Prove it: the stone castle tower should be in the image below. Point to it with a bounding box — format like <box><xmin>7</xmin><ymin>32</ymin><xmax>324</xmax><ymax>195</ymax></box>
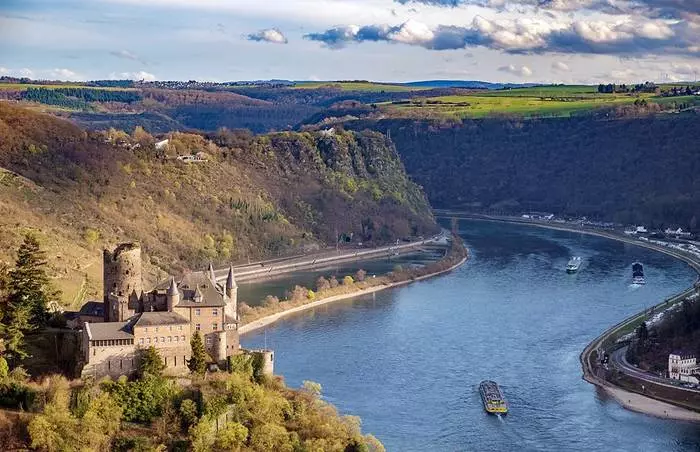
<box><xmin>103</xmin><ymin>242</ymin><xmax>143</xmax><ymax>322</ymax></box>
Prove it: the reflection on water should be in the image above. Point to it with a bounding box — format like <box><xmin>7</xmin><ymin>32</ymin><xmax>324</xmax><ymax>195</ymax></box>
<box><xmin>243</xmin><ymin>220</ymin><xmax>700</xmax><ymax>452</ymax></box>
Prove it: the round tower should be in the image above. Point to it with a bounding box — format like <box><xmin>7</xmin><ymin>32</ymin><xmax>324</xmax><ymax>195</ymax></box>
<box><xmin>166</xmin><ymin>276</ymin><xmax>180</xmax><ymax>312</ymax></box>
<box><xmin>103</xmin><ymin>242</ymin><xmax>143</xmax><ymax>321</ymax></box>
<box><xmin>215</xmin><ymin>330</ymin><xmax>227</xmax><ymax>364</ymax></box>
<box><xmin>257</xmin><ymin>350</ymin><xmax>274</xmax><ymax>376</ymax></box>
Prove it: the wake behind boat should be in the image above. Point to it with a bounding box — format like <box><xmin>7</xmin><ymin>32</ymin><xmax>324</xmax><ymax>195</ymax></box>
<box><xmin>632</xmin><ymin>262</ymin><xmax>645</xmax><ymax>285</ymax></box>
<box><xmin>566</xmin><ymin>257</ymin><xmax>582</xmax><ymax>273</ymax></box>
<box><xmin>479</xmin><ymin>380</ymin><xmax>508</xmax><ymax>415</ymax></box>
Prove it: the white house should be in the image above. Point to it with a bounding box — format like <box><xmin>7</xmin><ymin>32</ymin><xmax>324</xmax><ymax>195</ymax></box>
<box><xmin>665</xmin><ymin>227</ymin><xmax>692</xmax><ymax>238</ymax></box>
<box><xmin>668</xmin><ymin>351</ymin><xmax>700</xmax><ymax>384</ymax></box>
<box><xmin>155</xmin><ymin>139</ymin><xmax>170</xmax><ymax>150</ymax></box>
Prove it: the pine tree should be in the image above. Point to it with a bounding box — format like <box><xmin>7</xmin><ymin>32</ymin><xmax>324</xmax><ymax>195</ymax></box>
<box><xmin>188</xmin><ymin>331</ymin><xmax>207</xmax><ymax>375</ymax></box>
<box><xmin>8</xmin><ymin>234</ymin><xmax>57</xmax><ymax>326</ymax></box>
<box><xmin>138</xmin><ymin>346</ymin><xmax>165</xmax><ymax>378</ymax></box>
<box><xmin>2</xmin><ymin>234</ymin><xmax>58</xmax><ymax>365</ymax></box>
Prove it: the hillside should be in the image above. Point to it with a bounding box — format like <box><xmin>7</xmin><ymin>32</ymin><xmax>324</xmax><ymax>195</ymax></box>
<box><xmin>347</xmin><ymin>114</ymin><xmax>700</xmax><ymax>229</ymax></box>
<box><xmin>0</xmin><ymin>102</ymin><xmax>436</xmax><ymax>308</ymax></box>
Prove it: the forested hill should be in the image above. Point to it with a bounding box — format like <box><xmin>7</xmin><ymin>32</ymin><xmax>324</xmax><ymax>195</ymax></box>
<box><xmin>0</xmin><ymin>103</ymin><xmax>436</xmax><ymax>307</ymax></box>
<box><xmin>348</xmin><ymin>114</ymin><xmax>700</xmax><ymax>229</ymax></box>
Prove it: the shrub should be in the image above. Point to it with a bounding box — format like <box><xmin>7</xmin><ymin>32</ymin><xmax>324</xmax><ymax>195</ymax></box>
<box><xmin>355</xmin><ymin>269</ymin><xmax>367</xmax><ymax>282</ymax></box>
<box><xmin>342</xmin><ymin>275</ymin><xmax>354</xmax><ymax>286</ymax></box>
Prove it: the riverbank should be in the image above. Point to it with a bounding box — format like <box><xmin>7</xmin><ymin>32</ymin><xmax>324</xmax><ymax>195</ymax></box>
<box><xmin>439</xmin><ymin>212</ymin><xmax>700</xmax><ymax>421</ymax></box>
<box><xmin>239</xmin><ymin>236</ymin><xmax>467</xmax><ymax>336</ymax></box>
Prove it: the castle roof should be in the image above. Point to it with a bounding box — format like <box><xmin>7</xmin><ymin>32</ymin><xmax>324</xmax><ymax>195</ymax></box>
<box><xmin>78</xmin><ymin>301</ymin><xmax>105</xmax><ymax>317</ymax></box>
<box><xmin>133</xmin><ymin>311</ymin><xmax>189</xmax><ymax>327</ymax></box>
<box><xmin>173</xmin><ymin>271</ymin><xmax>225</xmax><ymax>307</ymax></box>
<box><xmin>226</xmin><ymin>265</ymin><xmax>237</xmax><ymax>290</ymax></box>
<box><xmin>85</xmin><ymin>321</ymin><xmax>133</xmax><ymax>341</ymax></box>
<box><xmin>167</xmin><ymin>277</ymin><xmax>179</xmax><ymax>296</ymax></box>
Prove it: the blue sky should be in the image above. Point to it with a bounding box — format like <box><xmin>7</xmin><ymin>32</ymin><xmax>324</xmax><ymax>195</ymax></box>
<box><xmin>1</xmin><ymin>0</ymin><xmax>699</xmax><ymax>83</ymax></box>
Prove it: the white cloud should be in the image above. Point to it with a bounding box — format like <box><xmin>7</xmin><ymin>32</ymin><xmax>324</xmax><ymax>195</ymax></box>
<box><xmin>19</xmin><ymin>68</ymin><xmax>35</xmax><ymax>78</ymax></box>
<box><xmin>247</xmin><ymin>28</ymin><xmax>288</xmax><ymax>44</ymax></box>
<box><xmin>110</xmin><ymin>71</ymin><xmax>157</xmax><ymax>81</ymax></box>
<box><xmin>498</xmin><ymin>63</ymin><xmax>532</xmax><ymax>76</ymax></box>
<box><xmin>0</xmin><ymin>67</ymin><xmax>9</xmax><ymax>75</ymax></box>
<box><xmin>49</xmin><ymin>68</ymin><xmax>82</xmax><ymax>81</ymax></box>
<box><xmin>552</xmin><ymin>61</ymin><xmax>570</xmax><ymax>72</ymax></box>
<box><xmin>389</xmin><ymin>19</ymin><xmax>434</xmax><ymax>44</ymax></box>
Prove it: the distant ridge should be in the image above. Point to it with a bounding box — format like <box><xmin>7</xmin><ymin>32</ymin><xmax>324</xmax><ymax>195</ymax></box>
<box><xmin>399</xmin><ymin>80</ymin><xmax>541</xmax><ymax>90</ymax></box>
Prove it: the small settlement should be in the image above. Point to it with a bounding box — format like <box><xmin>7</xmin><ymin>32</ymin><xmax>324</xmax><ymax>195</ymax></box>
<box><xmin>668</xmin><ymin>351</ymin><xmax>700</xmax><ymax>384</ymax></box>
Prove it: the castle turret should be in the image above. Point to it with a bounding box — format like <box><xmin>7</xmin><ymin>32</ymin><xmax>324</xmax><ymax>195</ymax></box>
<box><xmin>103</xmin><ymin>243</ymin><xmax>143</xmax><ymax>322</ymax></box>
<box><xmin>224</xmin><ymin>265</ymin><xmax>238</xmax><ymax>321</ymax></box>
<box><xmin>166</xmin><ymin>277</ymin><xmax>180</xmax><ymax>312</ymax></box>
<box><xmin>208</xmin><ymin>262</ymin><xmax>216</xmax><ymax>285</ymax></box>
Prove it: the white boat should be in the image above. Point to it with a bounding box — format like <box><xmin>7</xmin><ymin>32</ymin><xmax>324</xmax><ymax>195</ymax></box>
<box><xmin>566</xmin><ymin>257</ymin><xmax>582</xmax><ymax>273</ymax></box>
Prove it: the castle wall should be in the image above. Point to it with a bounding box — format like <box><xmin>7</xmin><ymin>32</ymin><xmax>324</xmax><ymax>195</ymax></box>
<box><xmin>82</xmin><ymin>340</ymin><xmax>138</xmax><ymax>380</ymax></box>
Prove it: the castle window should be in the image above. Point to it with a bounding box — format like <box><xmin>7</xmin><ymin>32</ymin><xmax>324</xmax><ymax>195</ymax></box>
<box><xmin>206</xmin><ymin>337</ymin><xmax>212</xmax><ymax>346</ymax></box>
<box><xmin>147</xmin><ymin>338</ymin><xmax>151</xmax><ymax>344</ymax></box>
<box><xmin>154</xmin><ymin>337</ymin><xmax>159</xmax><ymax>343</ymax></box>
<box><xmin>174</xmin><ymin>336</ymin><xmax>179</xmax><ymax>342</ymax></box>
<box><xmin>212</xmin><ymin>308</ymin><xmax>218</xmax><ymax>316</ymax></box>
<box><xmin>195</xmin><ymin>324</ymin><xmax>201</xmax><ymax>331</ymax></box>
<box><xmin>181</xmin><ymin>335</ymin><xmax>186</xmax><ymax>341</ymax></box>
<box><xmin>144</xmin><ymin>327</ymin><xmax>148</xmax><ymax>332</ymax></box>
<box><xmin>195</xmin><ymin>308</ymin><xmax>201</xmax><ymax>316</ymax></box>
<box><xmin>139</xmin><ymin>338</ymin><xmax>144</xmax><ymax>345</ymax></box>
<box><xmin>175</xmin><ymin>356</ymin><xmax>177</xmax><ymax>366</ymax></box>
<box><xmin>155</xmin><ymin>327</ymin><xmax>159</xmax><ymax>332</ymax></box>
<box><xmin>179</xmin><ymin>325</ymin><xmax>183</xmax><ymax>331</ymax></box>
<box><xmin>161</xmin><ymin>337</ymin><xmax>165</xmax><ymax>343</ymax></box>
<box><xmin>168</xmin><ymin>336</ymin><xmax>172</xmax><ymax>342</ymax></box>
<box><xmin>212</xmin><ymin>323</ymin><xmax>218</xmax><ymax>331</ymax></box>
<box><xmin>169</xmin><ymin>326</ymin><xmax>173</xmax><ymax>331</ymax></box>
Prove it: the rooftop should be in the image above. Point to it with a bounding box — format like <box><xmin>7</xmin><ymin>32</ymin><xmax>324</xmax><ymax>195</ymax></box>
<box><xmin>86</xmin><ymin>321</ymin><xmax>133</xmax><ymax>341</ymax></box>
<box><xmin>153</xmin><ymin>271</ymin><xmax>226</xmax><ymax>307</ymax></box>
<box><xmin>134</xmin><ymin>311</ymin><xmax>189</xmax><ymax>327</ymax></box>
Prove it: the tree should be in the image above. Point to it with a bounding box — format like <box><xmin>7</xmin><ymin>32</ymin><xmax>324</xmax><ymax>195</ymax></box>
<box><xmin>188</xmin><ymin>331</ymin><xmax>208</xmax><ymax>375</ymax></box>
<box><xmin>179</xmin><ymin>398</ymin><xmax>199</xmax><ymax>430</ymax></box>
<box><xmin>342</xmin><ymin>275</ymin><xmax>354</xmax><ymax>286</ymax></box>
<box><xmin>7</xmin><ymin>233</ymin><xmax>58</xmax><ymax>327</ymax></box>
<box><xmin>354</xmin><ymin>269</ymin><xmax>367</xmax><ymax>282</ymax></box>
<box><xmin>315</xmin><ymin>276</ymin><xmax>331</xmax><ymax>291</ymax></box>
<box><xmin>216</xmin><ymin>422</ymin><xmax>248</xmax><ymax>450</ymax></box>
<box><xmin>138</xmin><ymin>346</ymin><xmax>165</xmax><ymax>378</ymax></box>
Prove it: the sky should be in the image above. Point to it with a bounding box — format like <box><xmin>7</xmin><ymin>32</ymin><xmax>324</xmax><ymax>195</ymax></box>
<box><xmin>1</xmin><ymin>0</ymin><xmax>700</xmax><ymax>84</ymax></box>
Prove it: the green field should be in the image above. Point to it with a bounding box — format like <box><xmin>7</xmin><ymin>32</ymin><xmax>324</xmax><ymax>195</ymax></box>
<box><xmin>483</xmin><ymin>85</ymin><xmax>598</xmax><ymax>97</ymax></box>
<box><xmin>386</xmin><ymin>92</ymin><xmax>646</xmax><ymax>118</ymax></box>
<box><xmin>293</xmin><ymin>81</ymin><xmax>428</xmax><ymax>92</ymax></box>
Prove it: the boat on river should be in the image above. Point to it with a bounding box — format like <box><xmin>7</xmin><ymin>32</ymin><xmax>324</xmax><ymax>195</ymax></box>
<box><xmin>632</xmin><ymin>262</ymin><xmax>645</xmax><ymax>285</ymax></box>
<box><xmin>479</xmin><ymin>380</ymin><xmax>508</xmax><ymax>415</ymax></box>
<box><xmin>566</xmin><ymin>257</ymin><xmax>582</xmax><ymax>273</ymax></box>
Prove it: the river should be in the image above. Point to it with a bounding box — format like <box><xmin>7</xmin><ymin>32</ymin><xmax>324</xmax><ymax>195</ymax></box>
<box><xmin>242</xmin><ymin>219</ymin><xmax>700</xmax><ymax>451</ymax></box>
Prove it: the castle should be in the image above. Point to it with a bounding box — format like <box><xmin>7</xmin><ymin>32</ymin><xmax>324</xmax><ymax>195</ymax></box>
<box><xmin>80</xmin><ymin>242</ymin><xmax>241</xmax><ymax>378</ymax></box>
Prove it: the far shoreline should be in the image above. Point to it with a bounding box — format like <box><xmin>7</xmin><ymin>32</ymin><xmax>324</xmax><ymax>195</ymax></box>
<box><xmin>239</xmin><ymin>250</ymin><xmax>468</xmax><ymax>336</ymax></box>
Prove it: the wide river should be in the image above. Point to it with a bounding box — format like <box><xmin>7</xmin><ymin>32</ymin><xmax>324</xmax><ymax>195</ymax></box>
<box><xmin>242</xmin><ymin>219</ymin><xmax>700</xmax><ymax>451</ymax></box>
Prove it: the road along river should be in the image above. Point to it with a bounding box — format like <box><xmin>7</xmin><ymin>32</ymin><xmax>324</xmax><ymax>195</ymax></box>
<box><xmin>242</xmin><ymin>219</ymin><xmax>700</xmax><ymax>452</ymax></box>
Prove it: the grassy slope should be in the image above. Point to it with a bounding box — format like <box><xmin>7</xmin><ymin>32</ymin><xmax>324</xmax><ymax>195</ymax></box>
<box><xmin>383</xmin><ymin>85</ymin><xmax>700</xmax><ymax>119</ymax></box>
<box><xmin>0</xmin><ymin>102</ymin><xmax>436</xmax><ymax>308</ymax></box>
